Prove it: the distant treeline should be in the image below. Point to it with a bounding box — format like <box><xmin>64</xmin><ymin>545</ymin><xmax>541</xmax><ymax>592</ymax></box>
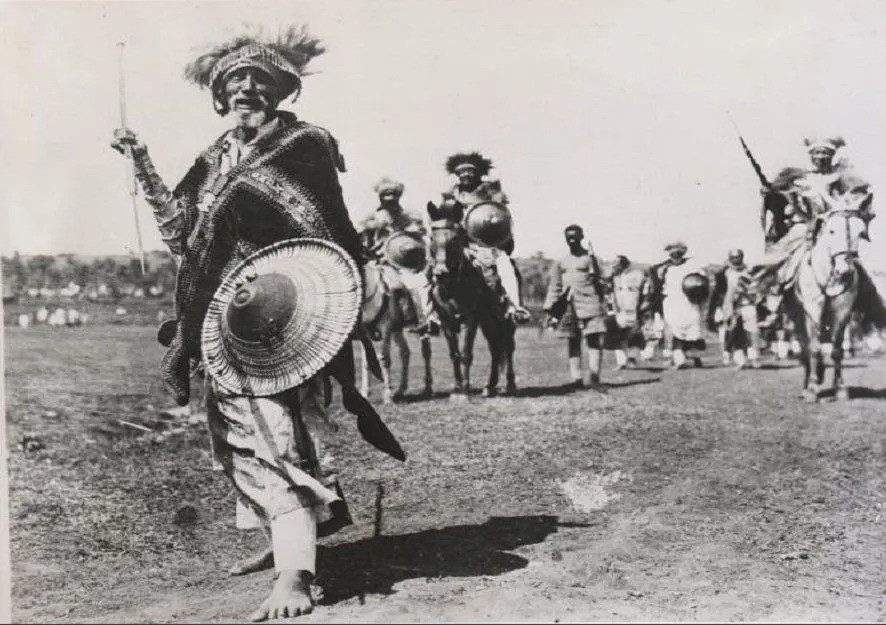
<box><xmin>1</xmin><ymin>251</ymin><xmax>177</xmax><ymax>299</ymax></box>
<box><xmin>8</xmin><ymin>250</ymin><xmax>880</xmax><ymax>307</ymax></box>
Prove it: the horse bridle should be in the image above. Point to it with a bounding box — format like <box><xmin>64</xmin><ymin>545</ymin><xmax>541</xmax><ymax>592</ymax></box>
<box><xmin>810</xmin><ymin>210</ymin><xmax>859</xmax><ymax>296</ymax></box>
<box><xmin>430</xmin><ymin>221</ymin><xmax>467</xmax><ymax>279</ymax></box>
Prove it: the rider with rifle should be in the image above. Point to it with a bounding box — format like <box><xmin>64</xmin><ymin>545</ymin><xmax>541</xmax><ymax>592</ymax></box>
<box><xmin>739</xmin><ymin>133</ymin><xmax>886</xmax><ymax>332</ymax></box>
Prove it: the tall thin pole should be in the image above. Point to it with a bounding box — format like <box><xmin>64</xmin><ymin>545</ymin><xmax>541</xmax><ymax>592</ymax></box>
<box><xmin>117</xmin><ymin>41</ymin><xmax>146</xmax><ymax>275</ymax></box>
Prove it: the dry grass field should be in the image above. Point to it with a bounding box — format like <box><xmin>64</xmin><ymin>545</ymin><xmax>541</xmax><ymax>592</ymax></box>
<box><xmin>5</xmin><ymin>323</ymin><xmax>886</xmax><ymax>622</ymax></box>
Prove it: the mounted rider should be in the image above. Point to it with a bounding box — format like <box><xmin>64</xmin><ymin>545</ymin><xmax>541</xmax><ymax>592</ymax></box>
<box><xmin>440</xmin><ymin>151</ymin><xmax>530</xmax><ymax>322</ymax></box>
<box><xmin>753</xmin><ymin>136</ymin><xmax>886</xmax><ymax>332</ymax></box>
<box><xmin>357</xmin><ymin>177</ymin><xmax>431</xmax><ymax>331</ymax></box>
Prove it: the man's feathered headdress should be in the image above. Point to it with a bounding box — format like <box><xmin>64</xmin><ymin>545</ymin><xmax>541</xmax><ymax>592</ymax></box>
<box><xmin>373</xmin><ymin>177</ymin><xmax>405</xmax><ymax>197</ymax></box>
<box><xmin>183</xmin><ymin>25</ymin><xmax>325</xmax><ymax>114</ymax></box>
<box><xmin>445</xmin><ymin>152</ymin><xmax>493</xmax><ymax>177</ymax></box>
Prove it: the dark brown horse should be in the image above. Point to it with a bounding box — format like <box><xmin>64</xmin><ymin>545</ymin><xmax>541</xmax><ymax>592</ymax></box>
<box><xmin>426</xmin><ymin>200</ymin><xmax>517</xmax><ymax>399</ymax></box>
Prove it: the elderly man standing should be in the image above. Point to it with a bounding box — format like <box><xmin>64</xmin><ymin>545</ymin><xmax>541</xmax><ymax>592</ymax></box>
<box><xmin>111</xmin><ymin>26</ymin><xmax>403</xmax><ymax>621</ymax></box>
<box><xmin>543</xmin><ymin>225</ymin><xmax>608</xmax><ymax>389</ymax></box>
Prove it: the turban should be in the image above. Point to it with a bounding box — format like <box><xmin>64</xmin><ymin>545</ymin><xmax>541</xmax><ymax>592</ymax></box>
<box><xmin>373</xmin><ymin>177</ymin><xmax>405</xmax><ymax>197</ymax></box>
<box><xmin>803</xmin><ymin>136</ymin><xmax>846</xmax><ymax>154</ymax></box>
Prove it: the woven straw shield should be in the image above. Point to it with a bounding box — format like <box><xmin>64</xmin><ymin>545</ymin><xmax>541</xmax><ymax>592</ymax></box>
<box><xmin>463</xmin><ymin>201</ymin><xmax>512</xmax><ymax>247</ymax></box>
<box><xmin>201</xmin><ymin>238</ymin><xmax>362</xmax><ymax>396</ymax></box>
<box><xmin>382</xmin><ymin>232</ymin><xmax>427</xmax><ymax>271</ymax></box>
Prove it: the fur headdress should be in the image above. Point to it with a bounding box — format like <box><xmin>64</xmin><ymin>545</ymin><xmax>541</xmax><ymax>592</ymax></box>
<box><xmin>445</xmin><ymin>152</ymin><xmax>493</xmax><ymax>177</ymax></box>
<box><xmin>373</xmin><ymin>177</ymin><xmax>405</xmax><ymax>197</ymax></box>
<box><xmin>803</xmin><ymin>135</ymin><xmax>846</xmax><ymax>154</ymax></box>
<box><xmin>183</xmin><ymin>25</ymin><xmax>325</xmax><ymax>114</ymax></box>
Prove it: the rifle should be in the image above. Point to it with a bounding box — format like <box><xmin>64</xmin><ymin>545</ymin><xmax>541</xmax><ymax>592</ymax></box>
<box><xmin>726</xmin><ymin>111</ymin><xmax>772</xmax><ymax>191</ymax></box>
<box><xmin>726</xmin><ymin>111</ymin><xmax>784</xmax><ymax>238</ymax></box>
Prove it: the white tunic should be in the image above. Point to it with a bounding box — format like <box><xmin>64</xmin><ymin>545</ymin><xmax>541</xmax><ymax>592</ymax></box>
<box><xmin>662</xmin><ymin>258</ymin><xmax>708</xmax><ymax>342</ymax></box>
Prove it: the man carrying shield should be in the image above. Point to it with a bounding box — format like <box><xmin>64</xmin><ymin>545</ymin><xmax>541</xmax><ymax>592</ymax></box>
<box><xmin>111</xmin><ymin>26</ymin><xmax>404</xmax><ymax>621</ymax></box>
<box><xmin>654</xmin><ymin>241</ymin><xmax>711</xmax><ymax>369</ymax></box>
<box><xmin>441</xmin><ymin>151</ymin><xmax>530</xmax><ymax>321</ymax></box>
<box><xmin>358</xmin><ymin>177</ymin><xmax>434</xmax><ymax>330</ymax></box>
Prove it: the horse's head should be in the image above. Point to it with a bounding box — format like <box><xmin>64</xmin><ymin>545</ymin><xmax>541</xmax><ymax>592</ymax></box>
<box><xmin>427</xmin><ymin>200</ymin><xmax>466</xmax><ymax>278</ymax></box>
<box><xmin>812</xmin><ymin>210</ymin><xmax>866</xmax><ymax>281</ymax></box>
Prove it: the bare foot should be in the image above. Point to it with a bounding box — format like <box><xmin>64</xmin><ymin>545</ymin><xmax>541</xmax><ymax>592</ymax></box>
<box><xmin>229</xmin><ymin>548</ymin><xmax>274</xmax><ymax>576</ymax></box>
<box><xmin>248</xmin><ymin>570</ymin><xmax>314</xmax><ymax>621</ymax></box>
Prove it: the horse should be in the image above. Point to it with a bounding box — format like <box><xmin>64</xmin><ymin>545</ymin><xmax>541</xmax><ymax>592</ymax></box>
<box><xmin>426</xmin><ymin>201</ymin><xmax>517</xmax><ymax>399</ymax></box>
<box><xmin>788</xmin><ymin>209</ymin><xmax>866</xmax><ymax>401</ymax></box>
<box><xmin>357</xmin><ymin>257</ymin><xmax>433</xmax><ymax>404</ymax></box>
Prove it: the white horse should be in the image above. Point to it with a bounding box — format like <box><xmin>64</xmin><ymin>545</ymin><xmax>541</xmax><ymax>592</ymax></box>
<box><xmin>790</xmin><ymin>209</ymin><xmax>866</xmax><ymax>402</ymax></box>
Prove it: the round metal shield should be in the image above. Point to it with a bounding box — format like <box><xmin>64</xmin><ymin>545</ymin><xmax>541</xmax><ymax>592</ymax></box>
<box><xmin>382</xmin><ymin>232</ymin><xmax>427</xmax><ymax>272</ymax></box>
<box><xmin>463</xmin><ymin>201</ymin><xmax>512</xmax><ymax>248</ymax></box>
<box><xmin>682</xmin><ymin>272</ymin><xmax>711</xmax><ymax>305</ymax></box>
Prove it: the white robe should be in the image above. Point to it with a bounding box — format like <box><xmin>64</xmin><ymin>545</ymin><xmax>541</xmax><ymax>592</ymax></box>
<box><xmin>662</xmin><ymin>258</ymin><xmax>708</xmax><ymax>342</ymax></box>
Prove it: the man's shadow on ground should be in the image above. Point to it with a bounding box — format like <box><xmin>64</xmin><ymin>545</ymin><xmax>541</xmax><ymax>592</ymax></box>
<box><xmin>316</xmin><ymin>515</ymin><xmax>582</xmax><ymax>605</ymax></box>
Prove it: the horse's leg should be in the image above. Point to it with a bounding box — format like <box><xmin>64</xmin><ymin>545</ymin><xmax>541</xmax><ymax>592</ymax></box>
<box><xmin>421</xmin><ymin>336</ymin><xmax>433</xmax><ymax>397</ymax></box>
<box><xmin>804</xmin><ymin>314</ymin><xmax>824</xmax><ymax>403</ymax></box>
<box><xmin>380</xmin><ymin>329</ymin><xmax>394</xmax><ymax>404</ymax></box>
<box><xmin>393</xmin><ymin>329</ymin><xmax>410</xmax><ymax>400</ymax></box>
<box><xmin>358</xmin><ymin>337</ymin><xmax>370</xmax><ymax>398</ymax></box>
<box><xmin>463</xmin><ymin>319</ymin><xmax>479</xmax><ymax>396</ymax></box>
<box><xmin>480</xmin><ymin>321</ymin><xmax>501</xmax><ymax>398</ymax></box>
<box><xmin>504</xmin><ymin>322</ymin><xmax>517</xmax><ymax>395</ymax></box>
<box><xmin>444</xmin><ymin>323</ymin><xmax>466</xmax><ymax>398</ymax></box>
<box><xmin>832</xmin><ymin>300</ymin><xmax>855</xmax><ymax>400</ymax></box>
<box><xmin>789</xmin><ymin>297</ymin><xmax>815</xmax><ymax>401</ymax></box>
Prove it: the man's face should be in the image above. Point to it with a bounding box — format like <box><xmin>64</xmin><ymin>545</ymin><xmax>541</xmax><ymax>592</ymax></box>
<box><xmin>379</xmin><ymin>191</ymin><xmax>399</xmax><ymax>206</ymax></box>
<box><xmin>669</xmin><ymin>249</ymin><xmax>686</xmax><ymax>261</ymax></box>
<box><xmin>223</xmin><ymin>67</ymin><xmax>280</xmax><ymax>129</ymax></box>
<box><xmin>809</xmin><ymin>148</ymin><xmax>835</xmax><ymax>173</ymax></box>
<box><xmin>564</xmin><ymin>229</ymin><xmax>583</xmax><ymax>248</ymax></box>
<box><xmin>728</xmin><ymin>252</ymin><xmax>744</xmax><ymax>267</ymax></box>
<box><xmin>456</xmin><ymin>166</ymin><xmax>480</xmax><ymax>189</ymax></box>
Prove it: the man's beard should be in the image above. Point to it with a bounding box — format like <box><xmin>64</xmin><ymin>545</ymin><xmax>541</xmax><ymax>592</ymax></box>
<box><xmin>233</xmin><ymin>107</ymin><xmax>271</xmax><ymax>129</ymax></box>
<box><xmin>229</xmin><ymin>94</ymin><xmax>276</xmax><ymax>130</ymax></box>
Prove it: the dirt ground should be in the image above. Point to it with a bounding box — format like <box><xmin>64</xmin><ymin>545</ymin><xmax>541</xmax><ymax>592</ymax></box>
<box><xmin>5</xmin><ymin>324</ymin><xmax>886</xmax><ymax>623</ymax></box>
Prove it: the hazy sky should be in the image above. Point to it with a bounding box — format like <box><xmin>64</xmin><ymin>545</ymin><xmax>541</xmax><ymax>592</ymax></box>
<box><xmin>3</xmin><ymin>0</ymin><xmax>886</xmax><ymax>270</ymax></box>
